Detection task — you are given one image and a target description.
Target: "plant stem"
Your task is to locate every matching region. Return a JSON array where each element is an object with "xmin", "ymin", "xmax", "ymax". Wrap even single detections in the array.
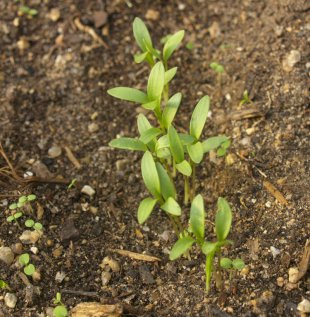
[
  {"xmin": 184, "ymin": 176, "xmax": 190, "ymax": 205},
  {"xmin": 172, "ymin": 158, "xmax": 176, "ymax": 178},
  {"xmin": 190, "ymin": 162, "xmax": 196, "ymax": 201}
]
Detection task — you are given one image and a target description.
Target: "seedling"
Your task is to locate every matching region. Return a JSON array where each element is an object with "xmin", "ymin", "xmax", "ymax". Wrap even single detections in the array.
[
  {"xmin": 53, "ymin": 292, "xmax": 68, "ymax": 317},
  {"xmin": 18, "ymin": 5, "xmax": 38, "ymax": 17},
  {"xmin": 169, "ymin": 196, "xmax": 243, "ymax": 292},
  {"xmin": 186, "ymin": 42, "xmax": 195, "ymax": 50},
  {"xmin": 0, "ymin": 280, "xmax": 11, "ymax": 290},
  {"xmin": 107, "ymin": 18, "xmax": 240, "ymax": 293},
  {"xmin": 19, "ymin": 253, "xmax": 36, "ymax": 276},
  {"xmin": 210, "ymin": 62, "xmax": 225, "ymax": 74},
  {"xmin": 25, "ymin": 219, "xmax": 43, "ymax": 231},
  {"xmin": 239, "ymin": 89, "xmax": 252, "ymax": 106},
  {"xmin": 67, "ymin": 178, "xmax": 77, "ymax": 189},
  {"xmin": 7, "ymin": 211, "xmax": 23, "ymax": 227}
]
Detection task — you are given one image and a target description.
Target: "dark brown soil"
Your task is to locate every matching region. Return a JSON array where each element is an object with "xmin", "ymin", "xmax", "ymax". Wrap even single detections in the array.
[{"xmin": 0, "ymin": 0, "xmax": 309, "ymax": 316}]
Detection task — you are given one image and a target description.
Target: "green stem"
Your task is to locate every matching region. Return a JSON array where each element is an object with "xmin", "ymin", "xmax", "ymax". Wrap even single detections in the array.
[
  {"xmin": 190, "ymin": 162, "xmax": 196, "ymax": 201},
  {"xmin": 172, "ymin": 158, "xmax": 176, "ymax": 178},
  {"xmin": 184, "ymin": 176, "xmax": 190, "ymax": 205}
]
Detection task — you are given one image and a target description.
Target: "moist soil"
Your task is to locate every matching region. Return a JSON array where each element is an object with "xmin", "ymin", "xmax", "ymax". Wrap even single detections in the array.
[{"xmin": 0, "ymin": 0, "xmax": 309, "ymax": 316}]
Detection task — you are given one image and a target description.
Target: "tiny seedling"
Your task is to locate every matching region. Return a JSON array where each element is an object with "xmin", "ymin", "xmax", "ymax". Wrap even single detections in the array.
[
  {"xmin": 19, "ymin": 253, "xmax": 36, "ymax": 276},
  {"xmin": 239, "ymin": 89, "xmax": 252, "ymax": 106},
  {"xmin": 0, "ymin": 280, "xmax": 11, "ymax": 290},
  {"xmin": 210, "ymin": 62, "xmax": 225, "ymax": 74},
  {"xmin": 25, "ymin": 219, "xmax": 43, "ymax": 231},
  {"xmin": 186, "ymin": 42, "xmax": 195, "ymax": 50},
  {"xmin": 53, "ymin": 292, "xmax": 68, "ymax": 317},
  {"xmin": 7, "ymin": 211, "xmax": 23, "ymax": 227},
  {"xmin": 18, "ymin": 5, "xmax": 38, "ymax": 17},
  {"xmin": 67, "ymin": 178, "xmax": 77, "ymax": 189}
]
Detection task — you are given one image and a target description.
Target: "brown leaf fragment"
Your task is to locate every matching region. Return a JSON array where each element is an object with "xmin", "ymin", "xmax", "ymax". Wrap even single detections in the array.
[
  {"xmin": 71, "ymin": 302, "xmax": 123, "ymax": 317},
  {"xmin": 297, "ymin": 240, "xmax": 310, "ymax": 282},
  {"xmin": 263, "ymin": 181, "xmax": 288, "ymax": 205},
  {"xmin": 109, "ymin": 249, "xmax": 161, "ymax": 262},
  {"xmin": 64, "ymin": 146, "xmax": 82, "ymax": 169},
  {"xmin": 93, "ymin": 11, "xmax": 108, "ymax": 28},
  {"xmin": 229, "ymin": 108, "xmax": 264, "ymax": 121}
]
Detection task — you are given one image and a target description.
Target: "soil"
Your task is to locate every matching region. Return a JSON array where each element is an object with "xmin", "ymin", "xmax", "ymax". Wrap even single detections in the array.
[{"xmin": 0, "ymin": 0, "xmax": 309, "ymax": 316}]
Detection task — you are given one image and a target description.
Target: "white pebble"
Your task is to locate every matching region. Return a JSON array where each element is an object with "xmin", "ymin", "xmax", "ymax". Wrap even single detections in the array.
[{"xmin": 81, "ymin": 185, "xmax": 95, "ymax": 197}]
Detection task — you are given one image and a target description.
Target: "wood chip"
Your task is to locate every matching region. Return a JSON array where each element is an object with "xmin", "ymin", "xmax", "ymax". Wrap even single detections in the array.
[
  {"xmin": 109, "ymin": 249, "xmax": 161, "ymax": 262},
  {"xmin": 71, "ymin": 302, "xmax": 123, "ymax": 317},
  {"xmin": 229, "ymin": 108, "xmax": 264, "ymax": 121},
  {"xmin": 64, "ymin": 146, "xmax": 81, "ymax": 169},
  {"xmin": 74, "ymin": 18, "xmax": 108, "ymax": 49},
  {"xmin": 297, "ymin": 240, "xmax": 310, "ymax": 282},
  {"xmin": 263, "ymin": 181, "xmax": 288, "ymax": 205}
]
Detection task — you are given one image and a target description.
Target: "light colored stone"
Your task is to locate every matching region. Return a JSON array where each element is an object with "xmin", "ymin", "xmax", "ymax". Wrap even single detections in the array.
[
  {"xmin": 0, "ymin": 247, "xmax": 14, "ymax": 265},
  {"xmin": 101, "ymin": 271, "xmax": 111, "ymax": 286},
  {"xmin": 48, "ymin": 8, "xmax": 60, "ymax": 22},
  {"xmin": 288, "ymin": 267, "xmax": 299, "ymax": 283},
  {"xmin": 88, "ymin": 123, "xmax": 99, "ymax": 133},
  {"xmin": 48, "ymin": 145, "xmax": 62, "ymax": 158},
  {"xmin": 276, "ymin": 277, "xmax": 285, "ymax": 287},
  {"xmin": 282, "ymin": 50, "xmax": 301, "ymax": 72},
  {"xmin": 270, "ymin": 246, "xmax": 281, "ymax": 258},
  {"xmin": 297, "ymin": 298, "xmax": 310, "ymax": 313},
  {"xmin": 81, "ymin": 185, "xmax": 95, "ymax": 197},
  {"xmin": 30, "ymin": 247, "xmax": 39, "ymax": 255},
  {"xmin": 4, "ymin": 293, "xmax": 17, "ymax": 308},
  {"xmin": 100, "ymin": 256, "xmax": 120, "ymax": 272},
  {"xmin": 55, "ymin": 271, "xmax": 66, "ymax": 283},
  {"xmin": 19, "ymin": 230, "xmax": 41, "ymax": 244},
  {"xmin": 145, "ymin": 9, "xmax": 159, "ymax": 21}
]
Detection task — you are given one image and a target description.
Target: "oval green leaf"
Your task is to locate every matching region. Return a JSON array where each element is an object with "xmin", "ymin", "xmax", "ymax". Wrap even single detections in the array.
[
  {"xmin": 53, "ymin": 305, "xmax": 68, "ymax": 317},
  {"xmin": 163, "ymin": 30, "xmax": 185, "ymax": 62},
  {"xmin": 163, "ymin": 93, "xmax": 182, "ymax": 129},
  {"xmin": 134, "ymin": 51, "xmax": 149, "ymax": 63},
  {"xmin": 19, "ymin": 196, "xmax": 27, "ymax": 203},
  {"xmin": 133, "ymin": 17, "xmax": 153, "ymax": 52},
  {"xmin": 27, "ymin": 194, "xmax": 36, "ymax": 201},
  {"xmin": 107, "ymin": 87, "xmax": 148, "ymax": 104},
  {"xmin": 179, "ymin": 133, "xmax": 195, "ymax": 146},
  {"xmin": 109, "ymin": 138, "xmax": 147, "ymax": 152},
  {"xmin": 141, "ymin": 151, "xmax": 161, "ymax": 198},
  {"xmin": 147, "ymin": 62, "xmax": 165, "ymax": 100},
  {"xmin": 25, "ymin": 219, "xmax": 35, "ymax": 228},
  {"xmin": 176, "ymin": 160, "xmax": 192, "ymax": 176},
  {"xmin": 137, "ymin": 197, "xmax": 157, "ymax": 224},
  {"xmin": 139, "ymin": 128, "xmax": 162, "ymax": 144},
  {"xmin": 201, "ymin": 241, "xmax": 218, "ymax": 255},
  {"xmin": 34, "ymin": 223, "xmax": 43, "ymax": 230},
  {"xmin": 215, "ymin": 197, "xmax": 232, "ymax": 241},
  {"xmin": 190, "ymin": 194, "xmax": 205, "ymax": 242},
  {"xmin": 164, "ymin": 67, "xmax": 177, "ymax": 85},
  {"xmin": 156, "ymin": 162, "xmax": 176, "ymax": 200},
  {"xmin": 190, "ymin": 95, "xmax": 210, "ymax": 140},
  {"xmin": 202, "ymin": 135, "xmax": 229, "ymax": 153},
  {"xmin": 187, "ymin": 142, "xmax": 204, "ymax": 164},
  {"xmin": 9, "ymin": 203, "xmax": 17, "ymax": 210},
  {"xmin": 168, "ymin": 126, "xmax": 184, "ymax": 163},
  {"xmin": 141, "ymin": 100, "xmax": 158, "ymax": 110},
  {"xmin": 220, "ymin": 257, "xmax": 232, "ymax": 269},
  {"xmin": 232, "ymin": 258, "xmax": 245, "ymax": 270},
  {"xmin": 161, "ymin": 197, "xmax": 181, "ymax": 216},
  {"xmin": 24, "ymin": 264, "xmax": 35, "ymax": 276},
  {"xmin": 19, "ymin": 253, "xmax": 30, "ymax": 266},
  {"xmin": 169, "ymin": 236, "xmax": 195, "ymax": 261}
]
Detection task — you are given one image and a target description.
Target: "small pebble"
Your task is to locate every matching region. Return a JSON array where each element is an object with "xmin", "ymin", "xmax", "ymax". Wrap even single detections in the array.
[
  {"xmin": 81, "ymin": 185, "xmax": 95, "ymax": 197},
  {"xmin": 297, "ymin": 298, "xmax": 310, "ymax": 314},
  {"xmin": 55, "ymin": 271, "xmax": 66, "ymax": 283},
  {"xmin": 100, "ymin": 256, "xmax": 120, "ymax": 272},
  {"xmin": 30, "ymin": 247, "xmax": 39, "ymax": 255},
  {"xmin": 270, "ymin": 246, "xmax": 281, "ymax": 258},
  {"xmin": 48, "ymin": 8, "xmax": 60, "ymax": 22},
  {"xmin": 282, "ymin": 50, "xmax": 301, "ymax": 72},
  {"xmin": 288, "ymin": 267, "xmax": 299, "ymax": 283},
  {"xmin": 48, "ymin": 145, "xmax": 62, "ymax": 158},
  {"xmin": 19, "ymin": 230, "xmax": 41, "ymax": 244},
  {"xmin": 0, "ymin": 247, "xmax": 14, "ymax": 266},
  {"xmin": 88, "ymin": 123, "xmax": 99, "ymax": 133},
  {"xmin": 4, "ymin": 293, "xmax": 17, "ymax": 308},
  {"xmin": 101, "ymin": 271, "xmax": 112, "ymax": 286},
  {"xmin": 277, "ymin": 277, "xmax": 285, "ymax": 287}
]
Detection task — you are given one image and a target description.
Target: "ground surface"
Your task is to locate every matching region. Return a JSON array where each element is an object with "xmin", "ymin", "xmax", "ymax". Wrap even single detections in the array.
[{"xmin": 0, "ymin": 0, "xmax": 309, "ymax": 316}]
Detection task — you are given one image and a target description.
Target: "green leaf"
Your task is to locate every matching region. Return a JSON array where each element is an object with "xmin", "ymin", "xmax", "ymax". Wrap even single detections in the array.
[
  {"xmin": 156, "ymin": 135, "xmax": 169, "ymax": 150},
  {"xmin": 19, "ymin": 196, "xmax": 27, "ymax": 203},
  {"xmin": 137, "ymin": 114, "xmax": 152, "ymax": 134},
  {"xmin": 137, "ymin": 197, "xmax": 157, "ymax": 224},
  {"xmin": 56, "ymin": 292, "xmax": 62, "ymax": 303},
  {"xmin": 215, "ymin": 197, "xmax": 232, "ymax": 241},
  {"xmin": 205, "ymin": 250, "xmax": 216, "ymax": 293},
  {"xmin": 163, "ymin": 93, "xmax": 182, "ymax": 129},
  {"xmin": 34, "ymin": 223, "xmax": 43, "ymax": 230},
  {"xmin": 17, "ymin": 201, "xmax": 25, "ymax": 208},
  {"xmin": 9, "ymin": 203, "xmax": 17, "ymax": 210},
  {"xmin": 217, "ymin": 147, "xmax": 226, "ymax": 157},
  {"xmin": 168, "ymin": 126, "xmax": 184, "ymax": 163},
  {"xmin": 176, "ymin": 160, "xmax": 192, "ymax": 176},
  {"xmin": 202, "ymin": 136, "xmax": 229, "ymax": 153},
  {"xmin": 19, "ymin": 253, "xmax": 30, "ymax": 266},
  {"xmin": 164, "ymin": 67, "xmax": 177, "ymax": 85},
  {"xmin": 210, "ymin": 62, "xmax": 224, "ymax": 73},
  {"xmin": 0, "ymin": 280, "xmax": 8, "ymax": 289},
  {"xmin": 156, "ymin": 148, "xmax": 171, "ymax": 159},
  {"xmin": 107, "ymin": 87, "xmax": 148, "ymax": 104},
  {"xmin": 190, "ymin": 95, "xmax": 210, "ymax": 139},
  {"xmin": 220, "ymin": 258, "xmax": 232, "ymax": 269},
  {"xmin": 14, "ymin": 212, "xmax": 23, "ymax": 219},
  {"xmin": 187, "ymin": 142, "xmax": 203, "ymax": 164},
  {"xmin": 190, "ymin": 194, "xmax": 205, "ymax": 242},
  {"xmin": 29, "ymin": 9, "xmax": 38, "ymax": 16},
  {"xmin": 141, "ymin": 151, "xmax": 161, "ymax": 198},
  {"xmin": 139, "ymin": 128, "xmax": 162, "ymax": 144},
  {"xmin": 134, "ymin": 51, "xmax": 149, "ymax": 63},
  {"xmin": 179, "ymin": 133, "xmax": 195, "ymax": 146},
  {"xmin": 156, "ymin": 162, "xmax": 176, "ymax": 200},
  {"xmin": 27, "ymin": 194, "xmax": 36, "ymax": 201},
  {"xmin": 232, "ymin": 258, "xmax": 245, "ymax": 270},
  {"xmin": 133, "ymin": 17, "xmax": 153, "ymax": 52},
  {"xmin": 53, "ymin": 305, "xmax": 68, "ymax": 317},
  {"xmin": 163, "ymin": 30, "xmax": 185, "ymax": 62},
  {"xmin": 24, "ymin": 264, "xmax": 35, "ymax": 276},
  {"xmin": 161, "ymin": 197, "xmax": 181, "ymax": 216},
  {"xmin": 141, "ymin": 100, "xmax": 158, "ymax": 110},
  {"xmin": 147, "ymin": 62, "xmax": 165, "ymax": 100},
  {"xmin": 201, "ymin": 241, "xmax": 218, "ymax": 255},
  {"xmin": 169, "ymin": 236, "xmax": 195, "ymax": 260},
  {"xmin": 25, "ymin": 219, "xmax": 35, "ymax": 227},
  {"xmin": 109, "ymin": 138, "xmax": 147, "ymax": 152}
]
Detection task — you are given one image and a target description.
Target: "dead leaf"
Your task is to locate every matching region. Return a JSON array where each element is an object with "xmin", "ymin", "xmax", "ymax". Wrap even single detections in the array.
[
  {"xmin": 297, "ymin": 240, "xmax": 310, "ymax": 281},
  {"xmin": 263, "ymin": 181, "xmax": 288, "ymax": 205},
  {"xmin": 109, "ymin": 249, "xmax": 161, "ymax": 262}
]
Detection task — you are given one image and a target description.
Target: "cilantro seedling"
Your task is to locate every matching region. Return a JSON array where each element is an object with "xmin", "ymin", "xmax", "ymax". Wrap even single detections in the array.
[
  {"xmin": 53, "ymin": 293, "xmax": 68, "ymax": 317},
  {"xmin": 67, "ymin": 178, "xmax": 77, "ymax": 189},
  {"xmin": 186, "ymin": 41, "xmax": 195, "ymax": 50},
  {"xmin": 239, "ymin": 89, "xmax": 252, "ymax": 106},
  {"xmin": 18, "ymin": 5, "xmax": 38, "ymax": 17},
  {"xmin": 0, "ymin": 280, "xmax": 11, "ymax": 290},
  {"xmin": 25, "ymin": 219, "xmax": 43, "ymax": 231},
  {"xmin": 19, "ymin": 253, "xmax": 36, "ymax": 277}
]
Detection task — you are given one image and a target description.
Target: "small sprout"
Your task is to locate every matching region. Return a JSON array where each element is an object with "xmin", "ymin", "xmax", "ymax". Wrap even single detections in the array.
[
  {"xmin": 25, "ymin": 219, "xmax": 43, "ymax": 231},
  {"xmin": 0, "ymin": 280, "xmax": 10, "ymax": 290},
  {"xmin": 9, "ymin": 203, "xmax": 18, "ymax": 210},
  {"xmin": 27, "ymin": 194, "xmax": 37, "ymax": 201},
  {"xmin": 232, "ymin": 258, "xmax": 245, "ymax": 270},
  {"xmin": 210, "ymin": 62, "xmax": 225, "ymax": 74},
  {"xmin": 19, "ymin": 253, "xmax": 36, "ymax": 277},
  {"xmin": 186, "ymin": 42, "xmax": 194, "ymax": 50},
  {"xmin": 53, "ymin": 293, "xmax": 68, "ymax": 317},
  {"xmin": 220, "ymin": 257, "xmax": 232, "ymax": 269},
  {"xmin": 67, "ymin": 178, "xmax": 77, "ymax": 189},
  {"xmin": 18, "ymin": 5, "xmax": 38, "ymax": 17},
  {"xmin": 239, "ymin": 89, "xmax": 252, "ymax": 106}
]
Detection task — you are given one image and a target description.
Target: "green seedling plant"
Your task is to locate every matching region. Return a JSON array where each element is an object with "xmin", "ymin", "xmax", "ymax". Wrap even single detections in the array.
[
  {"xmin": 19, "ymin": 253, "xmax": 36, "ymax": 276},
  {"xmin": 210, "ymin": 62, "xmax": 225, "ymax": 94},
  {"xmin": 239, "ymin": 89, "xmax": 252, "ymax": 106},
  {"xmin": 220, "ymin": 257, "xmax": 245, "ymax": 291},
  {"xmin": 107, "ymin": 18, "xmax": 241, "ymax": 292},
  {"xmin": 169, "ymin": 196, "xmax": 243, "ymax": 292},
  {"xmin": 25, "ymin": 219, "xmax": 43, "ymax": 232},
  {"xmin": 0, "ymin": 280, "xmax": 11, "ymax": 290},
  {"xmin": 18, "ymin": 5, "xmax": 38, "ymax": 17},
  {"xmin": 53, "ymin": 292, "xmax": 68, "ymax": 317}
]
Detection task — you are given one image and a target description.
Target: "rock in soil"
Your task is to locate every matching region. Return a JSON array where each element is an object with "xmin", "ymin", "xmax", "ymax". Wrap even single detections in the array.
[
  {"xmin": 48, "ymin": 145, "xmax": 62, "ymax": 158},
  {"xmin": 4, "ymin": 293, "xmax": 17, "ymax": 308},
  {"xmin": 297, "ymin": 298, "xmax": 310, "ymax": 314},
  {"xmin": 139, "ymin": 264, "xmax": 155, "ymax": 284},
  {"xmin": 19, "ymin": 230, "xmax": 41, "ymax": 244},
  {"xmin": 101, "ymin": 271, "xmax": 112, "ymax": 286},
  {"xmin": 60, "ymin": 218, "xmax": 80, "ymax": 242},
  {"xmin": 0, "ymin": 246, "xmax": 14, "ymax": 265},
  {"xmin": 81, "ymin": 185, "xmax": 96, "ymax": 197}
]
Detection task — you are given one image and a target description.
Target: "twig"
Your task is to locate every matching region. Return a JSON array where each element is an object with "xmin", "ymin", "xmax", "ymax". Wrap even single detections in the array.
[{"xmin": 61, "ymin": 289, "xmax": 99, "ymax": 298}]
